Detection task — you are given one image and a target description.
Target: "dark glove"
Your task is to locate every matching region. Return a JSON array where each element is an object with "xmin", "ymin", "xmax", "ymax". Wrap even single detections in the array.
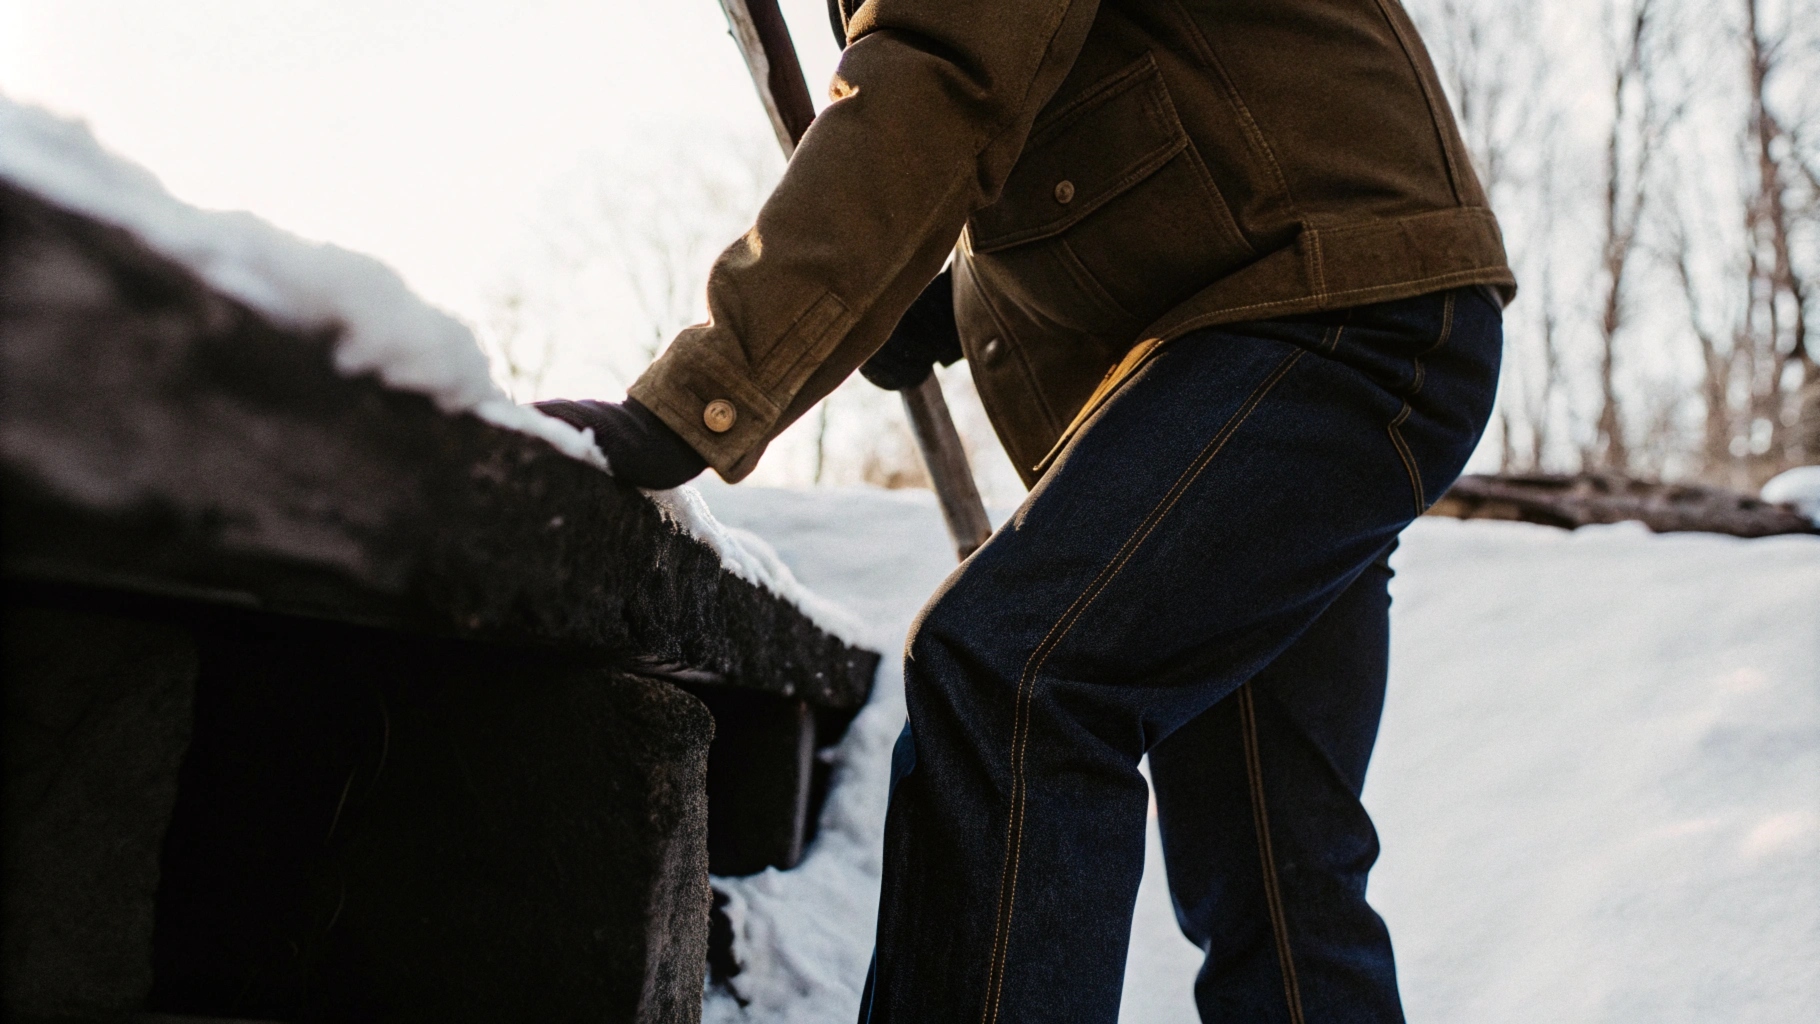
[
  {"xmin": 533, "ymin": 396, "xmax": 707, "ymax": 489},
  {"xmin": 859, "ymin": 269, "xmax": 963, "ymax": 391}
]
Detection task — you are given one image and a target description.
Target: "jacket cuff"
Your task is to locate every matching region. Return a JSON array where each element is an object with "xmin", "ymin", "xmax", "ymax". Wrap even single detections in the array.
[{"xmin": 627, "ymin": 338, "xmax": 780, "ymax": 482}]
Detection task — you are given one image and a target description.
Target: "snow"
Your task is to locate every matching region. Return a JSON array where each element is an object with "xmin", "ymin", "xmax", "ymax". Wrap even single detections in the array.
[
  {"xmin": 644, "ymin": 486, "xmax": 877, "ymax": 650},
  {"xmin": 0, "ymin": 96, "xmax": 864, "ymax": 644},
  {"xmin": 690, "ymin": 481, "xmax": 957, "ymax": 1021},
  {"xmin": 0, "ymin": 95, "xmax": 599, "ymax": 467},
  {"xmin": 695, "ymin": 482, "xmax": 1820, "ymax": 1024},
  {"xmin": 1763, "ymin": 466, "xmax": 1820, "ymax": 525}
]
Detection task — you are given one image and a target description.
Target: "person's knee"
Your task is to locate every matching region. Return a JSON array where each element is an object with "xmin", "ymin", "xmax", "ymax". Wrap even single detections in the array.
[
  {"xmin": 904, "ymin": 572, "xmax": 986, "ymax": 675},
  {"xmin": 901, "ymin": 561, "xmax": 1021, "ymax": 707}
]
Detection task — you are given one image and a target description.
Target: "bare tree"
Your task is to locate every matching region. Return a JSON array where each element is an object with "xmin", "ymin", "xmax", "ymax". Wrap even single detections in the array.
[
  {"xmin": 1590, "ymin": 0, "xmax": 1679, "ymax": 473},
  {"xmin": 481, "ymin": 285, "xmax": 558, "ymax": 403},
  {"xmin": 1410, "ymin": 0, "xmax": 1607, "ymax": 473},
  {"xmin": 1668, "ymin": 213, "xmax": 1741, "ymax": 482},
  {"xmin": 1736, "ymin": 0, "xmax": 1815, "ymax": 480},
  {"xmin": 481, "ymin": 127, "xmax": 782, "ymax": 405},
  {"xmin": 1419, "ymin": 0, "xmax": 1546, "ymax": 199},
  {"xmin": 563, "ymin": 133, "xmax": 783, "ymax": 368},
  {"xmin": 1662, "ymin": 0, "xmax": 1817, "ymax": 487}
]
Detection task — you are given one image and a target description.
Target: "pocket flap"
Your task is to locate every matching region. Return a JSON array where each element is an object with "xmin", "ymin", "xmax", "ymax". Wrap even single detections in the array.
[{"xmin": 970, "ymin": 55, "xmax": 1188, "ymax": 254}]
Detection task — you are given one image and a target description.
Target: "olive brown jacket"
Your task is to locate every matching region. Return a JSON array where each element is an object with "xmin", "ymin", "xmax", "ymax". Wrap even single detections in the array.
[{"xmin": 628, "ymin": 0, "xmax": 1515, "ymax": 485}]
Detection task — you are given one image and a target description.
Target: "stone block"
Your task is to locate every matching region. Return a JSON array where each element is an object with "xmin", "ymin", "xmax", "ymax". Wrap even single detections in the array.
[{"xmin": 2, "ymin": 598, "xmax": 196, "ymax": 1019}]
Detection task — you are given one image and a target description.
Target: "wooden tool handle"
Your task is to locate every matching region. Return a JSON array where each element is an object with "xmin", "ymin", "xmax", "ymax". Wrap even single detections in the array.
[
  {"xmin": 901, "ymin": 374, "xmax": 994, "ymax": 560},
  {"xmin": 719, "ymin": 0, "xmax": 816, "ymax": 151}
]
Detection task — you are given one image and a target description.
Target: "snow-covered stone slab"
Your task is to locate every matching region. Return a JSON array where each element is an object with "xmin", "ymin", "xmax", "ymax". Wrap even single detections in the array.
[
  {"xmin": 0, "ymin": 179, "xmax": 877, "ymax": 708},
  {"xmin": 0, "ymin": 104, "xmax": 877, "ymax": 1024}
]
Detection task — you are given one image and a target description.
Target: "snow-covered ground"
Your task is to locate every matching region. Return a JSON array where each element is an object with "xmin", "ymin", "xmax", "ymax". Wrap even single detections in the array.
[{"xmin": 696, "ymin": 479, "xmax": 1820, "ymax": 1024}]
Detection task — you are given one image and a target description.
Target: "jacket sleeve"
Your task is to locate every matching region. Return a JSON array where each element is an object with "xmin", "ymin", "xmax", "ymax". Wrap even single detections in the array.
[{"xmin": 627, "ymin": 0, "xmax": 1101, "ymax": 481}]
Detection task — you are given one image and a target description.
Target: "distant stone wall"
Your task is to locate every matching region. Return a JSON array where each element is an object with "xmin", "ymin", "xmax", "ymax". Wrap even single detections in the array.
[{"xmin": 1, "ymin": 182, "xmax": 878, "ymax": 1024}]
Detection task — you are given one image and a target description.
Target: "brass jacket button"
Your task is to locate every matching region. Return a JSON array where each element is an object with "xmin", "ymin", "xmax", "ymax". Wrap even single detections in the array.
[
  {"xmin": 980, "ymin": 337, "xmax": 1004, "ymax": 364},
  {"xmin": 703, "ymin": 399, "xmax": 737, "ymax": 433},
  {"xmin": 1053, "ymin": 180, "xmax": 1075, "ymax": 204}
]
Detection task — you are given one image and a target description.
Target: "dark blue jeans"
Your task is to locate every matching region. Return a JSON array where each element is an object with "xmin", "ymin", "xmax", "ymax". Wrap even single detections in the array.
[{"xmin": 860, "ymin": 287, "xmax": 1501, "ymax": 1024}]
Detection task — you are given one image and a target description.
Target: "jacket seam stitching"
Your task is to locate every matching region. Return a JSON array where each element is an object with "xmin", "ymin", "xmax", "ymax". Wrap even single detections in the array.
[
  {"xmin": 1163, "ymin": 0, "xmax": 1297, "ymax": 209},
  {"xmin": 758, "ymin": 291, "xmax": 855, "ymax": 392},
  {"xmin": 970, "ymin": 271, "xmax": 1065, "ymax": 435},
  {"xmin": 973, "ymin": 0, "xmax": 1086, "ymax": 161},
  {"xmin": 1028, "ymin": 53, "xmax": 1160, "ymax": 144},
  {"xmin": 979, "ymin": 349, "xmax": 1304, "ymax": 1024},
  {"xmin": 1153, "ymin": 266, "xmax": 1505, "ymax": 338},
  {"xmin": 1369, "ymin": 0, "xmax": 1467, "ymax": 205},
  {"xmin": 1307, "ymin": 229, "xmax": 1328, "ymax": 301}
]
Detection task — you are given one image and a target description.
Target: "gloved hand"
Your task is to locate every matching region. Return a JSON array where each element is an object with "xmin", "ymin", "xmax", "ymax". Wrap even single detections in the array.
[
  {"xmin": 859, "ymin": 269, "xmax": 964, "ymax": 391},
  {"xmin": 533, "ymin": 396, "xmax": 707, "ymax": 489}
]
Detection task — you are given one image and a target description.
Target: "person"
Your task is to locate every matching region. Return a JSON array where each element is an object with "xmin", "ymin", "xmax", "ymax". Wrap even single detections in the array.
[{"xmin": 537, "ymin": 1, "xmax": 1514, "ymax": 1020}]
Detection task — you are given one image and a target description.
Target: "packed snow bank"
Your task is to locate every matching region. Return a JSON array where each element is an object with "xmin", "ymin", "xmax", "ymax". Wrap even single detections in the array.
[
  {"xmin": 1762, "ymin": 465, "xmax": 1820, "ymax": 525},
  {"xmin": 698, "ymin": 484, "xmax": 1820, "ymax": 1024},
  {"xmin": 0, "ymin": 97, "xmax": 867, "ymax": 645}
]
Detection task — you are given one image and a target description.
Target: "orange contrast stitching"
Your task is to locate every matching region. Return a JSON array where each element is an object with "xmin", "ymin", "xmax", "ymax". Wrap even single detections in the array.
[
  {"xmin": 1387, "ymin": 403, "xmax": 1425, "ymax": 516},
  {"xmin": 979, "ymin": 349, "xmax": 1305, "ymax": 1024},
  {"xmin": 1240, "ymin": 683, "xmax": 1307, "ymax": 1024},
  {"xmin": 1408, "ymin": 290, "xmax": 1457, "ymax": 397}
]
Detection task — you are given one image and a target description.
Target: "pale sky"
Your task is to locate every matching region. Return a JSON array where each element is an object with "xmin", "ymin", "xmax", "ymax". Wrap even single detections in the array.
[{"xmin": 0, "ymin": 0, "xmax": 841, "ymax": 331}]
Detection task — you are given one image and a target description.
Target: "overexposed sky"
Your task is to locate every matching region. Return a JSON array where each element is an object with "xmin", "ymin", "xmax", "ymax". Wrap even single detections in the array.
[{"xmin": 0, "ymin": 0, "xmax": 840, "ymax": 326}]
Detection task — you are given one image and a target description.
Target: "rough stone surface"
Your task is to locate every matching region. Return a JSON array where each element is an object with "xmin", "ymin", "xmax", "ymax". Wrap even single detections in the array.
[
  {"xmin": 0, "ymin": 181, "xmax": 877, "ymax": 709},
  {"xmin": 1, "ymin": 599, "xmax": 196, "ymax": 1020},
  {"xmin": 0, "ymin": 180, "xmax": 880, "ymax": 1021}
]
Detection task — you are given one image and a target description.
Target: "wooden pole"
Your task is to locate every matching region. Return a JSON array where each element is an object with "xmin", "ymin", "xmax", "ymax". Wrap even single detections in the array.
[
  {"xmin": 901, "ymin": 374, "xmax": 994, "ymax": 558},
  {"xmin": 716, "ymin": 0, "xmax": 995, "ymax": 562},
  {"xmin": 718, "ymin": 0, "xmax": 817, "ymax": 149}
]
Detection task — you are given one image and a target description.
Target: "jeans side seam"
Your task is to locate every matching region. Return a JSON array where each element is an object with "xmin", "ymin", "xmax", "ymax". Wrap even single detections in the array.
[
  {"xmin": 1409, "ymin": 289, "xmax": 1457, "ymax": 397},
  {"xmin": 979, "ymin": 349, "xmax": 1306, "ymax": 1024},
  {"xmin": 1239, "ymin": 682, "xmax": 1309, "ymax": 1024},
  {"xmin": 1419, "ymin": 289, "xmax": 1459, "ymax": 358},
  {"xmin": 1325, "ymin": 305, "xmax": 1355, "ymax": 356},
  {"xmin": 1387, "ymin": 403, "xmax": 1425, "ymax": 515}
]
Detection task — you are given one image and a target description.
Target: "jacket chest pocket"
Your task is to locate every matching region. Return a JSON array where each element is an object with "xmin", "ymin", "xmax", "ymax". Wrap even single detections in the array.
[{"xmin": 969, "ymin": 53, "xmax": 1253, "ymax": 333}]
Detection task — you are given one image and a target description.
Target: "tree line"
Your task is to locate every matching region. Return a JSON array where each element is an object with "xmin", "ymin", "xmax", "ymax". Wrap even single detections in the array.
[{"xmin": 1411, "ymin": 0, "xmax": 1816, "ymax": 488}]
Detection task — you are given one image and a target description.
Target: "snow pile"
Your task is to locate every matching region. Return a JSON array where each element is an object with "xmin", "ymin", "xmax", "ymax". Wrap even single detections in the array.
[
  {"xmin": 0, "ymin": 95, "xmax": 599, "ymax": 466},
  {"xmin": 1762, "ymin": 465, "xmax": 1820, "ymax": 525},
  {"xmin": 646, "ymin": 486, "xmax": 877, "ymax": 650},
  {"xmin": 0, "ymin": 97, "xmax": 868, "ymax": 645},
  {"xmin": 697, "ymin": 484, "xmax": 1820, "ymax": 1024},
  {"xmin": 691, "ymin": 482, "xmax": 958, "ymax": 1021}
]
